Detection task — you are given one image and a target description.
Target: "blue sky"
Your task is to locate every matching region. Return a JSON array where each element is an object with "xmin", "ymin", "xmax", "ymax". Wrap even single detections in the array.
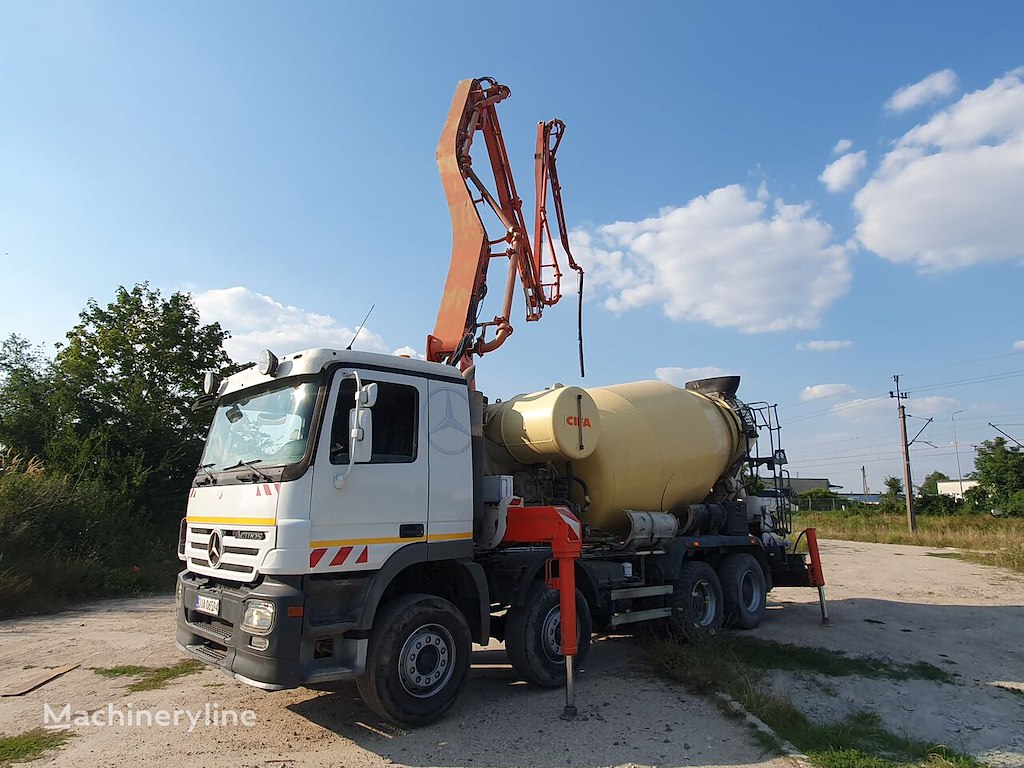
[{"xmin": 2, "ymin": 2, "xmax": 1023, "ymax": 494}]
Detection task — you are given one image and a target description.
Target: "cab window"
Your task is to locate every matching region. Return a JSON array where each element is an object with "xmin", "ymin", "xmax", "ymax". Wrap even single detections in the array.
[{"xmin": 329, "ymin": 379, "xmax": 418, "ymax": 464}]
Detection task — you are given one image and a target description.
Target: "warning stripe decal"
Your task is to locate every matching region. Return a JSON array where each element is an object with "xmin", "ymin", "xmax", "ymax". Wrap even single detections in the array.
[
  {"xmin": 306, "ymin": 532, "xmax": 471, "ymax": 572},
  {"xmin": 329, "ymin": 546, "xmax": 354, "ymax": 567},
  {"xmin": 309, "ymin": 548, "xmax": 328, "ymax": 568}
]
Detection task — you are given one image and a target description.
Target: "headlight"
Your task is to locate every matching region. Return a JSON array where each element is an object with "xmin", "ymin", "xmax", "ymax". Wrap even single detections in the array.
[
  {"xmin": 175, "ymin": 579, "xmax": 183, "ymax": 606},
  {"xmin": 242, "ymin": 600, "xmax": 276, "ymax": 635}
]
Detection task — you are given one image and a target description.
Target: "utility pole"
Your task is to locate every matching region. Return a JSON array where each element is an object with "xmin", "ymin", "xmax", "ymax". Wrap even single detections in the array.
[
  {"xmin": 861, "ymin": 466, "xmax": 868, "ymax": 496},
  {"xmin": 890, "ymin": 375, "xmax": 916, "ymax": 532},
  {"xmin": 952, "ymin": 410, "xmax": 965, "ymax": 501}
]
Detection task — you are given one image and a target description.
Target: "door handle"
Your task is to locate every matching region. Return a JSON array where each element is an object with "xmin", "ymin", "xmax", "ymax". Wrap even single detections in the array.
[{"xmin": 399, "ymin": 524, "xmax": 425, "ymax": 539}]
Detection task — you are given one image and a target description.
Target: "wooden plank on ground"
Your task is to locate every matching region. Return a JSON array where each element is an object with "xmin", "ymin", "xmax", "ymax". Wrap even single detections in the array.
[{"xmin": 0, "ymin": 663, "xmax": 80, "ymax": 696}]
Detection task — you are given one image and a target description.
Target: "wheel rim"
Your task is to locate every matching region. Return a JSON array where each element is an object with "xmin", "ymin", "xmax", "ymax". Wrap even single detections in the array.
[
  {"xmin": 739, "ymin": 570, "xmax": 762, "ymax": 613},
  {"xmin": 540, "ymin": 604, "xmax": 580, "ymax": 664},
  {"xmin": 690, "ymin": 579, "xmax": 718, "ymax": 626},
  {"xmin": 398, "ymin": 623, "xmax": 456, "ymax": 698}
]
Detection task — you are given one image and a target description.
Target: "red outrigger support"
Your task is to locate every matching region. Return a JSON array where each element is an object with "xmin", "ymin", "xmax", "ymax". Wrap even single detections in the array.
[
  {"xmin": 804, "ymin": 528, "xmax": 831, "ymax": 626},
  {"xmin": 502, "ymin": 504, "xmax": 583, "ymax": 718}
]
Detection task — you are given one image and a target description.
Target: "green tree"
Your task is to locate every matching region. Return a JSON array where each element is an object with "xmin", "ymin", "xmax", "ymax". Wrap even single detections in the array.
[
  {"xmin": 969, "ymin": 437, "xmax": 1024, "ymax": 516},
  {"xmin": 0, "ymin": 284, "xmax": 237, "ymax": 615},
  {"xmin": 0, "ymin": 334, "xmax": 57, "ymax": 459},
  {"xmin": 918, "ymin": 470, "xmax": 950, "ymax": 497},
  {"xmin": 879, "ymin": 475, "xmax": 905, "ymax": 515},
  {"xmin": 47, "ymin": 284, "xmax": 234, "ymax": 515}
]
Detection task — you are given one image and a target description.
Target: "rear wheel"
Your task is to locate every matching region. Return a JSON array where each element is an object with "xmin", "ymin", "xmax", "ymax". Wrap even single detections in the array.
[
  {"xmin": 669, "ymin": 561, "xmax": 724, "ymax": 639},
  {"xmin": 356, "ymin": 593, "xmax": 471, "ymax": 726},
  {"xmin": 505, "ymin": 582, "xmax": 592, "ymax": 688},
  {"xmin": 719, "ymin": 554, "xmax": 767, "ymax": 629}
]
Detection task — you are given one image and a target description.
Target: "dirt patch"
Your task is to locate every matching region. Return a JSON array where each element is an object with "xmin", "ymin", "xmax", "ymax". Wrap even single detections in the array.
[
  {"xmin": 756, "ymin": 540, "xmax": 1024, "ymax": 767},
  {"xmin": 0, "ymin": 540, "xmax": 1020, "ymax": 767},
  {"xmin": 0, "ymin": 599, "xmax": 787, "ymax": 768}
]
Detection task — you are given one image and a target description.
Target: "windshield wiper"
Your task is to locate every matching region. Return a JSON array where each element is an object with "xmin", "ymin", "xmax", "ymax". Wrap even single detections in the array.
[
  {"xmin": 225, "ymin": 458, "xmax": 274, "ymax": 483},
  {"xmin": 196, "ymin": 463, "xmax": 217, "ymax": 486}
]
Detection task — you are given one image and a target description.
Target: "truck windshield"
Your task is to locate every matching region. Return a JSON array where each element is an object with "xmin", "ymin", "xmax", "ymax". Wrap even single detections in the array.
[{"xmin": 200, "ymin": 379, "xmax": 320, "ymax": 473}]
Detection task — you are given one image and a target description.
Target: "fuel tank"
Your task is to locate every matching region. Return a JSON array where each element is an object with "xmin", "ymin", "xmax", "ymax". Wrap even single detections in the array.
[{"xmin": 484, "ymin": 379, "xmax": 750, "ymax": 535}]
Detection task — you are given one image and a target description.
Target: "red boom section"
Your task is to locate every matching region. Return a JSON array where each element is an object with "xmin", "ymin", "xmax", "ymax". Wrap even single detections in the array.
[{"xmin": 427, "ymin": 77, "xmax": 582, "ymax": 371}]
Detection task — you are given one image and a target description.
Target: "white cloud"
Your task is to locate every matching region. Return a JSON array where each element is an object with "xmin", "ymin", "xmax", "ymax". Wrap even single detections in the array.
[
  {"xmin": 856, "ymin": 69, "xmax": 1024, "ymax": 270},
  {"xmin": 572, "ymin": 184, "xmax": 851, "ymax": 333},
  {"xmin": 831, "ymin": 397, "xmax": 893, "ymax": 423},
  {"xmin": 796, "ymin": 339, "xmax": 853, "ymax": 352},
  {"xmin": 833, "ymin": 139, "xmax": 853, "ymax": 155},
  {"xmin": 907, "ymin": 396, "xmax": 958, "ymax": 418},
  {"xmin": 800, "ymin": 383, "xmax": 855, "ymax": 401},
  {"xmin": 393, "ymin": 345, "xmax": 425, "ymax": 360},
  {"xmin": 819, "ymin": 151, "xmax": 867, "ymax": 193},
  {"xmin": 1014, "ymin": 340, "xmax": 1024, "ymax": 351},
  {"xmin": 656, "ymin": 366, "xmax": 728, "ymax": 387},
  {"xmin": 194, "ymin": 286, "xmax": 392, "ymax": 363},
  {"xmin": 886, "ymin": 69, "xmax": 959, "ymax": 113}
]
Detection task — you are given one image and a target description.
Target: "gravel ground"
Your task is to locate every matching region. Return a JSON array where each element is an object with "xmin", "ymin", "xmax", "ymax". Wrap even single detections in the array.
[
  {"xmin": 0, "ymin": 539, "xmax": 1021, "ymax": 768},
  {"xmin": 0, "ymin": 603, "xmax": 786, "ymax": 768},
  {"xmin": 759, "ymin": 540, "xmax": 1024, "ymax": 767}
]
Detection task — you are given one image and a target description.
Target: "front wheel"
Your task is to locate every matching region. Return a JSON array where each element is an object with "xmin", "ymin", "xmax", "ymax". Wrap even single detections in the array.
[
  {"xmin": 505, "ymin": 582, "xmax": 592, "ymax": 688},
  {"xmin": 356, "ymin": 593, "xmax": 471, "ymax": 726},
  {"xmin": 669, "ymin": 561, "xmax": 724, "ymax": 639}
]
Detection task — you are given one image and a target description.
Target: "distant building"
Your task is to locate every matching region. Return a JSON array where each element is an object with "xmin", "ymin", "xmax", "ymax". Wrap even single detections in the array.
[
  {"xmin": 777, "ymin": 477, "xmax": 839, "ymax": 494},
  {"xmin": 936, "ymin": 480, "xmax": 978, "ymax": 501}
]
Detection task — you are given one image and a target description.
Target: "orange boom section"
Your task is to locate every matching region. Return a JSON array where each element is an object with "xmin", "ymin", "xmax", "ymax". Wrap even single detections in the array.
[{"xmin": 427, "ymin": 77, "xmax": 583, "ymax": 373}]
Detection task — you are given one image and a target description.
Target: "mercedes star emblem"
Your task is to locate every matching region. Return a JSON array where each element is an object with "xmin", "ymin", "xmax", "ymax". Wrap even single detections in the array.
[{"xmin": 208, "ymin": 530, "xmax": 223, "ymax": 568}]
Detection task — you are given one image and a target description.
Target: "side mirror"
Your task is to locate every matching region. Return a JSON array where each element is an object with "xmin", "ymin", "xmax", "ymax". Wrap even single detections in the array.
[
  {"xmin": 358, "ymin": 382, "xmax": 378, "ymax": 408},
  {"xmin": 349, "ymin": 408, "xmax": 373, "ymax": 463}
]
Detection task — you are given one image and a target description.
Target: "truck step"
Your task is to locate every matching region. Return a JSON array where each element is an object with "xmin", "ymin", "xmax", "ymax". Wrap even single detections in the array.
[
  {"xmin": 608, "ymin": 607, "xmax": 673, "ymax": 627},
  {"xmin": 610, "ymin": 585, "xmax": 674, "ymax": 600},
  {"xmin": 187, "ymin": 643, "xmax": 226, "ymax": 664}
]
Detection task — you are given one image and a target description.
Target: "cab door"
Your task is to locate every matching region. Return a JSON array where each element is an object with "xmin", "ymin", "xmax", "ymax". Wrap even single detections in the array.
[{"xmin": 307, "ymin": 369, "xmax": 428, "ymax": 573}]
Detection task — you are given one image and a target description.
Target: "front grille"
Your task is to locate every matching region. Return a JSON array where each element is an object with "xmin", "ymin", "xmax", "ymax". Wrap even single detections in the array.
[
  {"xmin": 224, "ymin": 545, "xmax": 259, "ymax": 556},
  {"xmin": 185, "ymin": 525, "xmax": 275, "ymax": 581}
]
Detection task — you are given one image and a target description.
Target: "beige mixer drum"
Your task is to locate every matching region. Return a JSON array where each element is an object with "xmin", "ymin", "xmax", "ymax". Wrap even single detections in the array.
[
  {"xmin": 484, "ymin": 385, "xmax": 601, "ymax": 464},
  {"xmin": 572, "ymin": 381, "xmax": 746, "ymax": 534}
]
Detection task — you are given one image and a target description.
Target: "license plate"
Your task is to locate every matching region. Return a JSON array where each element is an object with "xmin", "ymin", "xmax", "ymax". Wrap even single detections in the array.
[{"xmin": 195, "ymin": 595, "xmax": 220, "ymax": 616}]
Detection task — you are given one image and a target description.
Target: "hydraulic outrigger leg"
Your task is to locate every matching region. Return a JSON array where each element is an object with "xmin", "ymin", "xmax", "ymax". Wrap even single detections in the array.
[
  {"xmin": 805, "ymin": 528, "xmax": 831, "ymax": 627},
  {"xmin": 501, "ymin": 504, "xmax": 584, "ymax": 719}
]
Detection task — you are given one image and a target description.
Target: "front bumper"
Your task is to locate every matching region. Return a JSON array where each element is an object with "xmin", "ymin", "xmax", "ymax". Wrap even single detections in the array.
[{"xmin": 176, "ymin": 571, "xmax": 368, "ymax": 690}]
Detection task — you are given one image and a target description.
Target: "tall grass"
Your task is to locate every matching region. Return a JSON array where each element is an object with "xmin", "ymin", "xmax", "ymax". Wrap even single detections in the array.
[
  {"xmin": 0, "ymin": 451, "xmax": 181, "ymax": 617},
  {"xmin": 794, "ymin": 512, "xmax": 1024, "ymax": 574}
]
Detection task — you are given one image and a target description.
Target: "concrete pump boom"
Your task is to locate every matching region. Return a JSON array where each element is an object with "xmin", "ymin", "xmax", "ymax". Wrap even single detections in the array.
[{"xmin": 426, "ymin": 77, "xmax": 584, "ymax": 372}]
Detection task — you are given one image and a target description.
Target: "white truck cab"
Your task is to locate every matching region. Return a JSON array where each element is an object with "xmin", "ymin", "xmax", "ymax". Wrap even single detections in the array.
[{"xmin": 176, "ymin": 348, "xmax": 489, "ymax": 709}]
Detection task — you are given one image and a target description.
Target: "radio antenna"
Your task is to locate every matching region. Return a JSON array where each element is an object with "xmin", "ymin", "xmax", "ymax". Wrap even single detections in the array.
[{"xmin": 346, "ymin": 304, "xmax": 375, "ymax": 351}]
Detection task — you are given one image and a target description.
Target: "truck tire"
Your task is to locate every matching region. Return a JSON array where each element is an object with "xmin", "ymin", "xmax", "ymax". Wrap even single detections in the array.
[
  {"xmin": 356, "ymin": 593, "xmax": 471, "ymax": 726},
  {"xmin": 669, "ymin": 561, "xmax": 724, "ymax": 638},
  {"xmin": 719, "ymin": 554, "xmax": 767, "ymax": 630},
  {"xmin": 505, "ymin": 582, "xmax": 592, "ymax": 688}
]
